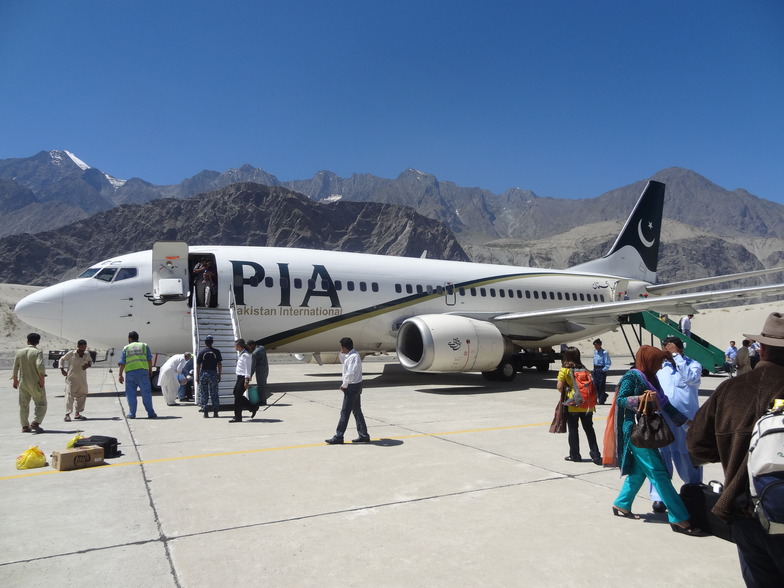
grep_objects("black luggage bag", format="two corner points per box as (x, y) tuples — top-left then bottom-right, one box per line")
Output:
(679, 482), (734, 542)
(74, 435), (122, 458)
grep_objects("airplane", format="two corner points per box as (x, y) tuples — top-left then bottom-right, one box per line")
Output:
(14, 180), (784, 383)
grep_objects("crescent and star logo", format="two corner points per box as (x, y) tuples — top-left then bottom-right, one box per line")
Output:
(637, 219), (656, 248)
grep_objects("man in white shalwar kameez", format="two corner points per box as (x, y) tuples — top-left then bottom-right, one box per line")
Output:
(158, 352), (192, 405)
(60, 339), (92, 422)
(649, 335), (703, 513)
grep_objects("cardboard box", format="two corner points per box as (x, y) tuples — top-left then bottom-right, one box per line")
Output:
(51, 446), (105, 471)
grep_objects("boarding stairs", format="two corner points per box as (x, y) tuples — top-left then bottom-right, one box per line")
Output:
(191, 288), (242, 408)
(619, 311), (726, 373)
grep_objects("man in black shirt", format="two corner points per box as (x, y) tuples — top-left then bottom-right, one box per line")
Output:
(196, 336), (222, 418)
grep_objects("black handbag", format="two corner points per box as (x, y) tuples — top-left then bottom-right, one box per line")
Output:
(630, 392), (674, 449)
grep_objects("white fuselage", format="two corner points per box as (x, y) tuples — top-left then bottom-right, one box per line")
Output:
(14, 245), (640, 355)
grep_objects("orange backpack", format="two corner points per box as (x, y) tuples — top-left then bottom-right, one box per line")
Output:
(570, 368), (597, 410)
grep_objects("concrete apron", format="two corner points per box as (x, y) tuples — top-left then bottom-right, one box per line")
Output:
(0, 356), (740, 587)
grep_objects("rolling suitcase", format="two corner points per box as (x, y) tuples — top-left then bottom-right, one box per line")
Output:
(679, 482), (734, 542)
(73, 435), (122, 458)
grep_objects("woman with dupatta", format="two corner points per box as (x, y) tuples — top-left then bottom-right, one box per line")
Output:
(611, 345), (702, 536)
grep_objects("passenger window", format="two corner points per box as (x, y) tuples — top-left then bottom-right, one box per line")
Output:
(416, 285), (424, 294)
(115, 268), (137, 281)
(95, 268), (117, 282)
(265, 277), (274, 287)
(426, 285), (434, 294)
(360, 282), (367, 292)
(549, 292), (555, 300)
(372, 283), (379, 292)
(347, 281), (355, 291)
(470, 287), (477, 296)
(459, 287), (465, 296)
(406, 284), (413, 294)
(490, 289), (496, 297)
(480, 287), (487, 297)
(579, 293), (585, 301)
(294, 278), (303, 289)
(498, 289), (505, 298)
(533, 291), (539, 299)
(557, 292), (563, 300)
(395, 284), (402, 293)
(335, 280), (343, 291)
(525, 290), (531, 299)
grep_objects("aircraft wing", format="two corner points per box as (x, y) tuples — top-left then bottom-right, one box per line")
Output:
(487, 282), (784, 337)
(646, 266), (784, 296)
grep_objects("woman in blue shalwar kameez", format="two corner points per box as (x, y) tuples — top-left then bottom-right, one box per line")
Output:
(611, 345), (703, 536)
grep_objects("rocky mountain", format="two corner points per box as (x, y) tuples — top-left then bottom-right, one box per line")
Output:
(4, 151), (784, 243)
(0, 183), (468, 286)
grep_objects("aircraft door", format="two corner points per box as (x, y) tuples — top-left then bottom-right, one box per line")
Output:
(611, 279), (628, 301)
(444, 282), (456, 306)
(151, 241), (190, 302)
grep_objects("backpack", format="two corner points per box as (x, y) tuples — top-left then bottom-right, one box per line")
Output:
(747, 400), (784, 534)
(563, 368), (597, 410)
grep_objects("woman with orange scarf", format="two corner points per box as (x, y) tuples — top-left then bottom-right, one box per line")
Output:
(611, 345), (702, 535)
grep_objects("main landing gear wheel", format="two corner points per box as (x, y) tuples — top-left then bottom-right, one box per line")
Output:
(482, 360), (516, 382)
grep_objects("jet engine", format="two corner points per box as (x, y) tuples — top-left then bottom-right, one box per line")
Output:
(396, 315), (514, 373)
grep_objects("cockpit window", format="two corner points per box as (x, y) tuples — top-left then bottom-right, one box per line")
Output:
(95, 268), (117, 282)
(115, 268), (138, 281)
(77, 268), (100, 279)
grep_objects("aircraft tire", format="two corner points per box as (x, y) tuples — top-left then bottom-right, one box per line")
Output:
(495, 361), (516, 382)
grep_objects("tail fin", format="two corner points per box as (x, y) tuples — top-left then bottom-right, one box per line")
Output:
(570, 180), (665, 282)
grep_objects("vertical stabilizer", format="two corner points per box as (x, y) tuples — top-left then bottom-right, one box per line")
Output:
(570, 180), (665, 282)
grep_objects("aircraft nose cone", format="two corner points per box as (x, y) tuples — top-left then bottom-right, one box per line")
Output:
(14, 285), (65, 337)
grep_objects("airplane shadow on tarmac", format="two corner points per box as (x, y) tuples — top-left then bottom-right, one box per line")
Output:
(266, 363), (560, 396)
(373, 363), (557, 395)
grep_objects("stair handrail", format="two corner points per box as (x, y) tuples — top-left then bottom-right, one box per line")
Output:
(191, 288), (200, 397)
(228, 284), (242, 342)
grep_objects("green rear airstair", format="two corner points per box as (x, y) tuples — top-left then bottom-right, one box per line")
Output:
(619, 311), (726, 373)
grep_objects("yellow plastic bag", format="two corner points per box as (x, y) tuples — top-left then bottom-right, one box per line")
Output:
(16, 445), (46, 470)
(66, 432), (84, 449)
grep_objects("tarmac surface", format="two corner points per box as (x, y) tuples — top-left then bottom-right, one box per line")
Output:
(1, 355), (743, 587)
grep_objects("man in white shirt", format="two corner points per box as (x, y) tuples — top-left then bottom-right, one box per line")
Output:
(679, 314), (693, 338)
(649, 335), (703, 513)
(326, 337), (371, 444)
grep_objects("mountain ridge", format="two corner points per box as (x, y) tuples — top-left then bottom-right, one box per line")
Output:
(2, 151), (784, 243)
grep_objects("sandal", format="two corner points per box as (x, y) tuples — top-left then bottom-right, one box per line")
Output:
(74, 414), (87, 420)
(612, 506), (641, 519)
(670, 523), (704, 536)
(64, 415), (72, 422)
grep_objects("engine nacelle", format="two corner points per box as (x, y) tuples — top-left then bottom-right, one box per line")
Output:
(396, 315), (513, 372)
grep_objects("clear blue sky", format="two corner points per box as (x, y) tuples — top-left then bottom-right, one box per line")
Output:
(1, 1), (782, 202)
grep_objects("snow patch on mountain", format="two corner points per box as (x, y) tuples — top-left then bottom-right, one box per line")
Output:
(64, 150), (90, 171)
